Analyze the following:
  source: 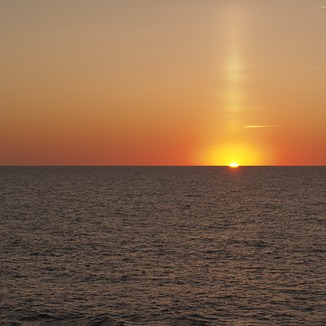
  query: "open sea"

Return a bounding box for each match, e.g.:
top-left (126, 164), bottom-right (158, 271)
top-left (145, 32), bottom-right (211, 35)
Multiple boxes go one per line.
top-left (0, 167), bottom-right (325, 325)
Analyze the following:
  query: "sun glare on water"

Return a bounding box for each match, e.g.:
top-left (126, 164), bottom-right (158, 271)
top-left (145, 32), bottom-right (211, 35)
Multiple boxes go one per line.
top-left (229, 162), bottom-right (239, 168)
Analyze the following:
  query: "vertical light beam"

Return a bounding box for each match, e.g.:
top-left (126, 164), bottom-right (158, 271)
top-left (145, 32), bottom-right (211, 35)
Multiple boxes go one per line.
top-left (225, 4), bottom-right (244, 122)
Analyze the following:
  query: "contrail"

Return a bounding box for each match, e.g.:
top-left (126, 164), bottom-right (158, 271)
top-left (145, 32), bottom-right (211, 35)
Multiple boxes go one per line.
top-left (244, 125), bottom-right (280, 129)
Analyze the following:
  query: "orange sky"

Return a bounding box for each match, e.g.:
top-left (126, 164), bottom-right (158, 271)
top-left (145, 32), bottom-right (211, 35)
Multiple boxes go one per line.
top-left (1, 0), bottom-right (326, 165)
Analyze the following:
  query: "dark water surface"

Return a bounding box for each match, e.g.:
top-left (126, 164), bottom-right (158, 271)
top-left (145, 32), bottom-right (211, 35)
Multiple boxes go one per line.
top-left (1, 167), bottom-right (325, 325)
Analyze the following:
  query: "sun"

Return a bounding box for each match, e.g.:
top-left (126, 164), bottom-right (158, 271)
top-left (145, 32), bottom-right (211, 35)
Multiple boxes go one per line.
top-left (229, 162), bottom-right (239, 168)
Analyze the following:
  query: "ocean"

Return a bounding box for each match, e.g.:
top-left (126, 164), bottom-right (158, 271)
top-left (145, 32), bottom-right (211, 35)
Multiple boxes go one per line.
top-left (1, 167), bottom-right (325, 325)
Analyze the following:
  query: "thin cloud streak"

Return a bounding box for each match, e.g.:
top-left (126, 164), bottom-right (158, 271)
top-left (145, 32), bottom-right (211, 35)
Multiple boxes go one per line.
top-left (301, 66), bottom-right (326, 70)
top-left (315, 5), bottom-right (326, 9)
top-left (244, 125), bottom-right (280, 129)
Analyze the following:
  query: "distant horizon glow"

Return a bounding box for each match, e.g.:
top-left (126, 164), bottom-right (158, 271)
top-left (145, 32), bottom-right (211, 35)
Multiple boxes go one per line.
top-left (229, 162), bottom-right (239, 168)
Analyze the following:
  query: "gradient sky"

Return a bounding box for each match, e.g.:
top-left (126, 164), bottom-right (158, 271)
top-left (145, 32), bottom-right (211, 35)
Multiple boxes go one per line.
top-left (1, 0), bottom-right (326, 165)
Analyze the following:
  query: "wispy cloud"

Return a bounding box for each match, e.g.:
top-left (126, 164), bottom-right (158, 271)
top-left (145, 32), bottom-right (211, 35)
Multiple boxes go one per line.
top-left (301, 66), bottom-right (326, 70)
top-left (244, 125), bottom-right (280, 129)
top-left (315, 5), bottom-right (326, 9)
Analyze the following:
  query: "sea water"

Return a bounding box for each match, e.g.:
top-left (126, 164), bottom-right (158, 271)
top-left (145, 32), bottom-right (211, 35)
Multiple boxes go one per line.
top-left (0, 167), bottom-right (325, 325)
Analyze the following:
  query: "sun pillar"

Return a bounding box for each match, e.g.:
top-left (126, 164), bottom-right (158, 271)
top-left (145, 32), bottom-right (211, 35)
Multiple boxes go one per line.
top-left (225, 3), bottom-right (244, 132)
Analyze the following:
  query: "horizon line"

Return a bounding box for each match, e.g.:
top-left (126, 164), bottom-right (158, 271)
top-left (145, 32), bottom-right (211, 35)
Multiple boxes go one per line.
top-left (1, 165), bottom-right (325, 167)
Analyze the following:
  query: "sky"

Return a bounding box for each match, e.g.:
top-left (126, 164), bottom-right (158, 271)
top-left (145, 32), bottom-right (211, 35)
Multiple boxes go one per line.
top-left (1, 0), bottom-right (326, 166)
